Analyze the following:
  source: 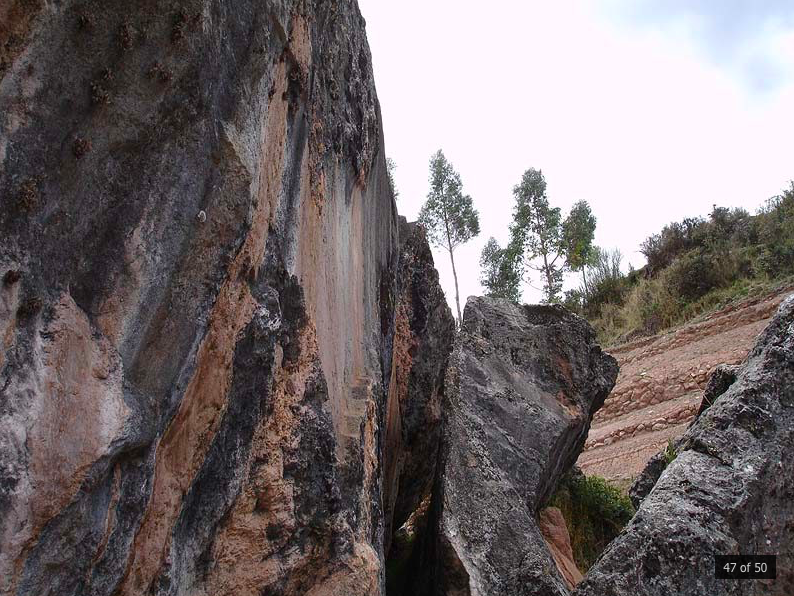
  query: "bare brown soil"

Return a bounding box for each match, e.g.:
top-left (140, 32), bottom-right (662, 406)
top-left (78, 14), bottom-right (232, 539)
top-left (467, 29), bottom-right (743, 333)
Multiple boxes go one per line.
top-left (578, 285), bottom-right (794, 484)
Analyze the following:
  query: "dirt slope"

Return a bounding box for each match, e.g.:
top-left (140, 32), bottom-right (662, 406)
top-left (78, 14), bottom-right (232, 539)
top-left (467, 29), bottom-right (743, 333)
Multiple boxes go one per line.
top-left (578, 285), bottom-right (794, 484)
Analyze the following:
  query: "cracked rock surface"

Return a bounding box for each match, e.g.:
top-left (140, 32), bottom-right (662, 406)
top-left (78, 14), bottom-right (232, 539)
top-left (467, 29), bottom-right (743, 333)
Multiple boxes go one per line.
top-left (576, 294), bottom-right (794, 596)
top-left (417, 297), bottom-right (618, 596)
top-left (0, 1), bottom-right (407, 594)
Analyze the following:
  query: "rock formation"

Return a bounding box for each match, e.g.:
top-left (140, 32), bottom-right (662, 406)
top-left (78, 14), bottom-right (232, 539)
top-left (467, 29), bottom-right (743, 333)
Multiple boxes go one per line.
top-left (576, 294), bottom-right (794, 596)
top-left (628, 362), bottom-right (741, 510)
top-left (417, 297), bottom-right (618, 596)
top-left (539, 507), bottom-right (584, 591)
top-left (0, 1), bottom-right (449, 594)
top-left (627, 450), bottom-right (668, 511)
top-left (383, 218), bottom-right (455, 555)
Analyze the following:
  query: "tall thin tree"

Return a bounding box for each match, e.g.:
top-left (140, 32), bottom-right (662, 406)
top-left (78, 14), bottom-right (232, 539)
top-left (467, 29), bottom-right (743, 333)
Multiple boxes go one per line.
top-left (562, 200), bottom-right (597, 295)
top-left (509, 168), bottom-right (564, 303)
top-left (418, 150), bottom-right (480, 323)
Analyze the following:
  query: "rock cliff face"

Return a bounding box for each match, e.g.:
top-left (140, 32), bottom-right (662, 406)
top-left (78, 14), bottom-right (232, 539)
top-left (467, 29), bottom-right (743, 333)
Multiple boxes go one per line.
top-left (576, 295), bottom-right (794, 596)
top-left (0, 1), bottom-right (427, 594)
top-left (383, 218), bottom-right (455, 555)
top-left (418, 298), bottom-right (618, 596)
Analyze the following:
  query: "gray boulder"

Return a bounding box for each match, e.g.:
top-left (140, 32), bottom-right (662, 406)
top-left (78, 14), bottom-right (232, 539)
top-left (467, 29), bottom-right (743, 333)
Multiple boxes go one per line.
top-left (628, 450), bottom-right (668, 511)
top-left (420, 297), bottom-right (618, 595)
top-left (576, 294), bottom-right (794, 596)
top-left (629, 362), bottom-right (742, 510)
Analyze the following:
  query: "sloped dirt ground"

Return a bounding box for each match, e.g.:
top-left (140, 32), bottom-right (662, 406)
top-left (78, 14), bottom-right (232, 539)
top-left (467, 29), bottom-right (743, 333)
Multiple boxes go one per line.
top-left (578, 285), bottom-right (794, 484)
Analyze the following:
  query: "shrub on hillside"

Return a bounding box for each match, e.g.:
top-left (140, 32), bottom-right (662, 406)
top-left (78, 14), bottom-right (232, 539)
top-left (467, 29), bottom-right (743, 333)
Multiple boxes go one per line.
top-left (591, 302), bottom-right (625, 344)
top-left (666, 248), bottom-right (721, 302)
top-left (574, 185), bottom-right (792, 345)
top-left (640, 217), bottom-right (704, 273)
top-left (579, 248), bottom-right (631, 317)
top-left (622, 272), bottom-right (679, 335)
top-left (756, 184), bottom-right (794, 277)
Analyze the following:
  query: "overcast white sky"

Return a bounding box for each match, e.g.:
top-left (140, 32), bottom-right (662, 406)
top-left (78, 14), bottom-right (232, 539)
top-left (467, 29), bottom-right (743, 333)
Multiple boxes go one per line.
top-left (357, 0), bottom-right (794, 308)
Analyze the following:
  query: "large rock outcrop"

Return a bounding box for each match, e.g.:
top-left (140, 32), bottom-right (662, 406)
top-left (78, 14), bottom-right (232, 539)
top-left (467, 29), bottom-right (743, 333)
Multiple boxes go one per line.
top-left (418, 297), bottom-right (618, 596)
top-left (383, 218), bottom-right (455, 554)
top-left (0, 2), bottom-right (429, 594)
top-left (628, 362), bottom-right (741, 510)
top-left (576, 294), bottom-right (794, 596)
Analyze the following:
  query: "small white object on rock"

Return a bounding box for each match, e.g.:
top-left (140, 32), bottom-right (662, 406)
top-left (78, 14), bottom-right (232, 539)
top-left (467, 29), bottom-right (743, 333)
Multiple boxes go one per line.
top-left (197, 210), bottom-right (207, 223)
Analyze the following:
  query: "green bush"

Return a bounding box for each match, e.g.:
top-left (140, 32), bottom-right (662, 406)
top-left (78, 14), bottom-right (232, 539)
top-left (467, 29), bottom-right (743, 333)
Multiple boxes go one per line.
top-left (663, 439), bottom-right (678, 465)
top-left (622, 272), bottom-right (680, 335)
top-left (549, 473), bottom-right (635, 572)
top-left (640, 217), bottom-right (705, 273)
top-left (754, 184), bottom-right (794, 276)
top-left (562, 288), bottom-right (584, 314)
top-left (666, 249), bottom-right (720, 302)
top-left (580, 184), bottom-right (794, 345)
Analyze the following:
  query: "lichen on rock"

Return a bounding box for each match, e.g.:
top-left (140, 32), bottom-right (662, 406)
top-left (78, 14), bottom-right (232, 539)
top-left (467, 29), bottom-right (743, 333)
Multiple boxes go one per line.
top-left (414, 297), bottom-right (618, 595)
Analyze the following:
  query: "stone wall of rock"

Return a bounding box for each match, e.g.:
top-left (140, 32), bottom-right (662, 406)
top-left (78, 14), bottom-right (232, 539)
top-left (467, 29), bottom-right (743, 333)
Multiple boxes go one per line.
top-left (382, 218), bottom-right (455, 555)
top-left (0, 2), bottom-right (403, 595)
top-left (575, 295), bottom-right (794, 596)
top-left (416, 298), bottom-right (618, 596)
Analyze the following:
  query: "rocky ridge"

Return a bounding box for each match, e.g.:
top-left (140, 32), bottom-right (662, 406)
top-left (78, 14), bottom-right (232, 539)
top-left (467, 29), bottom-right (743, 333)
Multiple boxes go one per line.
top-left (575, 295), bottom-right (794, 596)
top-left (415, 298), bottom-right (618, 596)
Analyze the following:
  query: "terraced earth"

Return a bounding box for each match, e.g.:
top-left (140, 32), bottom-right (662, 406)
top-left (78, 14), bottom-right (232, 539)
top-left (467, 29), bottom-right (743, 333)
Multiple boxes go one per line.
top-left (578, 285), bottom-right (794, 485)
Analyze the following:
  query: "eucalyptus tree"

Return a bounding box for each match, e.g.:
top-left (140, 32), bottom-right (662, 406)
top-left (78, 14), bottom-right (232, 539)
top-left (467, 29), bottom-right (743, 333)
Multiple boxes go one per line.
top-left (479, 237), bottom-right (522, 302)
top-left (508, 169), bottom-right (597, 303)
top-left (508, 168), bottom-right (564, 302)
top-left (418, 150), bottom-right (480, 323)
top-left (562, 200), bottom-right (597, 294)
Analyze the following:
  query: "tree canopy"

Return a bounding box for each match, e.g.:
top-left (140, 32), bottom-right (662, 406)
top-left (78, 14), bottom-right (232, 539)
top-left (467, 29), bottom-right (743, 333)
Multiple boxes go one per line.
top-left (508, 168), bottom-right (565, 302)
top-left (562, 200), bottom-right (598, 293)
top-left (479, 237), bottom-right (522, 302)
top-left (418, 150), bottom-right (480, 323)
top-left (483, 169), bottom-right (598, 304)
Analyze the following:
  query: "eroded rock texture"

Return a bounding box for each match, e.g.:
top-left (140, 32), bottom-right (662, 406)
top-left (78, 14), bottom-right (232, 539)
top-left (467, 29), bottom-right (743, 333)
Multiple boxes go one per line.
top-left (382, 218), bottom-right (455, 555)
top-left (628, 362), bottom-right (741, 510)
top-left (539, 506), bottom-right (584, 591)
top-left (0, 1), bottom-right (405, 594)
top-left (419, 297), bottom-right (618, 596)
top-left (576, 295), bottom-right (794, 596)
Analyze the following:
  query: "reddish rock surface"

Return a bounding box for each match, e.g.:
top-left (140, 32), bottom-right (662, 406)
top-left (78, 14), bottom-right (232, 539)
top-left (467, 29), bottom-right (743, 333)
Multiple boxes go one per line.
top-left (539, 506), bottom-right (583, 591)
top-left (0, 2), bottom-right (448, 595)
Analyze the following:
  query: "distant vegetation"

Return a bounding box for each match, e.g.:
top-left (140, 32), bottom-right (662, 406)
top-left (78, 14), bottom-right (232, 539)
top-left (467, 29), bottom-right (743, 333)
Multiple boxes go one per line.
top-left (387, 157), bottom-right (399, 200)
top-left (549, 471), bottom-right (635, 573)
top-left (480, 168), bottom-right (597, 303)
top-left (481, 176), bottom-right (794, 345)
top-left (565, 182), bottom-right (794, 344)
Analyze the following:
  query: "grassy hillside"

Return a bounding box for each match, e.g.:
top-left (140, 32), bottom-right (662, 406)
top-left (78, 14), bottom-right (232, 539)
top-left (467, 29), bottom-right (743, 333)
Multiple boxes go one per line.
top-left (564, 183), bottom-right (794, 345)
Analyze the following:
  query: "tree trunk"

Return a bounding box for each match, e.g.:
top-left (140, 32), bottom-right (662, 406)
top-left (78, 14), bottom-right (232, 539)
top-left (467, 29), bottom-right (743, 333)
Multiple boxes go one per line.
top-left (449, 248), bottom-right (462, 325)
top-left (582, 268), bottom-right (588, 296)
top-left (541, 251), bottom-right (553, 302)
